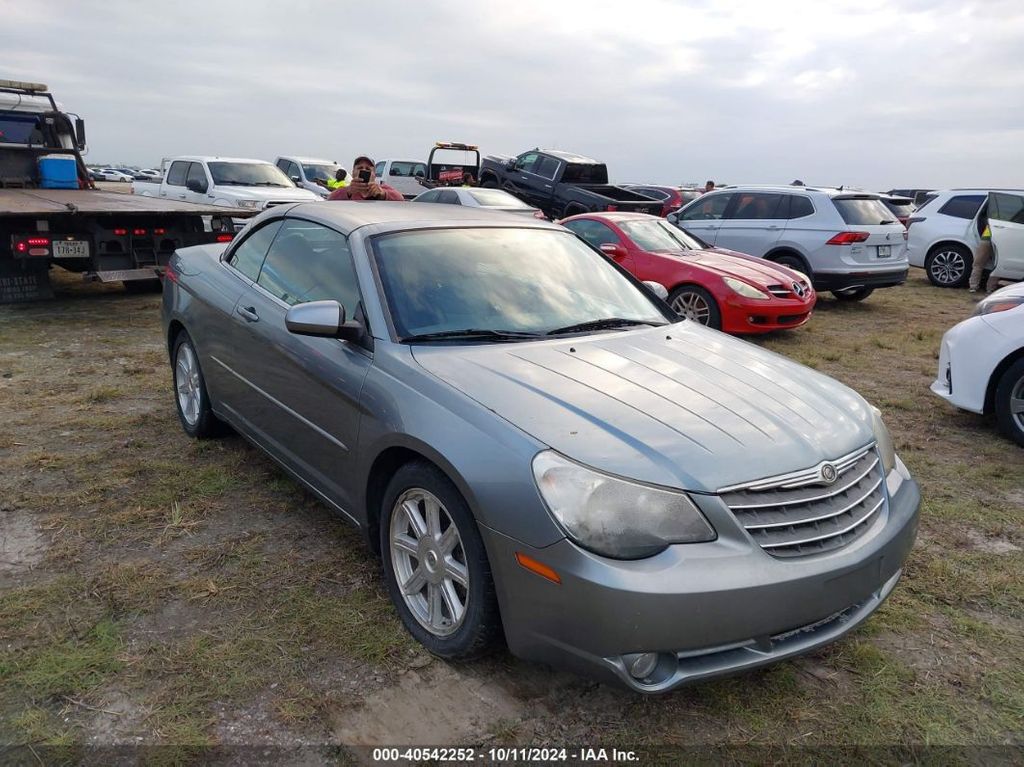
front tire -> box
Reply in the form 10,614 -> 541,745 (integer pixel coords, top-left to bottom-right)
171,331 -> 223,439
380,461 -> 501,659
925,244 -> 972,288
995,359 -> 1024,447
831,287 -> 875,302
669,285 -> 722,329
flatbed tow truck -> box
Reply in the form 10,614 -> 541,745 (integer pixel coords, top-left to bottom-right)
0,79 -> 255,303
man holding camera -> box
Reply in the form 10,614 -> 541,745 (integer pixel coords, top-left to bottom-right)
327,155 -> 404,201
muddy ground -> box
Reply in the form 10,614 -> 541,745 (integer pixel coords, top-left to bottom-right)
1,268 -> 1022,761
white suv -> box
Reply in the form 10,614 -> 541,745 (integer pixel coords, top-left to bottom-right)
906,188 -> 1024,288
670,186 -> 908,301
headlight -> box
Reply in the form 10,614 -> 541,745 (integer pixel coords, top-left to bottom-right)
973,296 -> 1024,317
870,406 -> 896,475
532,451 -> 716,559
237,199 -> 262,209
723,277 -> 769,300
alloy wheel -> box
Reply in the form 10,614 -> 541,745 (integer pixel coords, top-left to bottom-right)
671,291 -> 711,324
174,343 -> 202,427
389,488 -> 469,637
1011,375 -> 1024,433
930,250 -> 966,285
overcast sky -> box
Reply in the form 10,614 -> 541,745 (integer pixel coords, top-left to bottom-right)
3,0 -> 1022,190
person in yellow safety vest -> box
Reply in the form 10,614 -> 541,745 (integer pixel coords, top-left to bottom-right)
969,208 -> 1000,294
326,168 -> 349,190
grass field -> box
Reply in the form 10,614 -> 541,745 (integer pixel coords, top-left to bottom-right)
0,268 -> 1021,758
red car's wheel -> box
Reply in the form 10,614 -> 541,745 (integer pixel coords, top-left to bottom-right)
669,285 -> 721,330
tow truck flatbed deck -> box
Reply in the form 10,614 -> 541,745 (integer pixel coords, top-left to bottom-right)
0,189 -> 252,217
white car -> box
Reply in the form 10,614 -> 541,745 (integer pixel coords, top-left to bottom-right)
93,168 -> 134,182
932,280 -> 1024,446
907,188 -> 1024,288
671,185 -> 908,301
413,186 -> 546,218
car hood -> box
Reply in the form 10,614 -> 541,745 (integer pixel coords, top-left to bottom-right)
412,324 -> 874,492
215,187 -> 319,201
680,248 -> 807,287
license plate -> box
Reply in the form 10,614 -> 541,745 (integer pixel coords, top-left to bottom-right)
877,245 -> 891,258
54,240 -> 89,258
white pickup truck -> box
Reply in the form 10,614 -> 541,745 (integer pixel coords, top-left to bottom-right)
132,156 -> 320,211
274,156 -> 342,198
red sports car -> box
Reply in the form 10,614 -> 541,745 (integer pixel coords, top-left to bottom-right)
560,212 -> 816,334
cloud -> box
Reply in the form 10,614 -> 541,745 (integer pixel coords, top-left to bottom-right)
3,0 -> 1022,188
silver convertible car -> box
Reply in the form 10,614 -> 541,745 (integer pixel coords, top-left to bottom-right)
162,202 -> 920,692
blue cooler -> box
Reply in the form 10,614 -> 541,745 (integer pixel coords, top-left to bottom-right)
38,154 -> 79,189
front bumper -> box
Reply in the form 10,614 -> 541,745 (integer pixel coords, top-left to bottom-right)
484,469 -> 920,693
720,294 -> 816,335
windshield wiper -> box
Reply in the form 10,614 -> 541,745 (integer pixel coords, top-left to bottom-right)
546,317 -> 666,336
401,328 -> 542,343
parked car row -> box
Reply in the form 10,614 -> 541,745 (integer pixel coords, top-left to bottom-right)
162,200 -> 920,693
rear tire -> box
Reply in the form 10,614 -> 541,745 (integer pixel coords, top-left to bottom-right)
771,253 -> 811,280
994,359 -> 1024,447
925,244 -> 972,288
380,461 -> 501,659
831,287 -> 875,302
668,285 -> 722,329
171,331 -> 223,439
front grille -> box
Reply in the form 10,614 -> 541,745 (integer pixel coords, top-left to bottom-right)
719,444 -> 886,558
778,313 -> 809,324
766,284 -> 790,297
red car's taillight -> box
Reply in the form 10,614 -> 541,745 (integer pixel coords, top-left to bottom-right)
826,231 -> 870,245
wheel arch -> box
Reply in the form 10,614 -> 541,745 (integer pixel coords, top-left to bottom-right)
363,439 -> 478,556
985,347 -> 1024,415
764,247 -> 811,273
166,319 -> 187,359
926,239 -> 972,259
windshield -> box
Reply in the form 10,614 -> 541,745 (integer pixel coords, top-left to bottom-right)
882,200 -> 914,218
832,197 -> 896,225
302,163 -> 339,182
208,162 -> 294,187
468,189 -> 530,208
372,228 -> 668,340
618,219 -> 704,252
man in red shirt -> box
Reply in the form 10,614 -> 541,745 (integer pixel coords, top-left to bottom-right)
327,155 -> 405,201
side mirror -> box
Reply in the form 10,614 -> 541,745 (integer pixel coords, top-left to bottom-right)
290,174 -> 300,183
599,242 -> 629,260
186,178 -> 208,194
642,281 -> 669,300
505,160 -> 517,172
285,300 -> 363,342
74,117 -> 86,150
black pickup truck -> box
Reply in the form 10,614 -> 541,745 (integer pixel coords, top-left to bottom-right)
478,149 -> 661,220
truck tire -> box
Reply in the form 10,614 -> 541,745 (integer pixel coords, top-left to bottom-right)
481,178 -> 499,189
124,279 -> 162,294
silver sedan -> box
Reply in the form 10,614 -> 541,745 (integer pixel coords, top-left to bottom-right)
162,202 -> 919,692
413,186 -> 546,219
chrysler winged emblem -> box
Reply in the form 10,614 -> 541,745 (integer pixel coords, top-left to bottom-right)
820,462 -> 838,484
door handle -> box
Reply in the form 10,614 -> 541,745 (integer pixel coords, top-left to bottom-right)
766,225 -> 780,230
236,305 -> 259,322
990,223 -> 1006,229
177,194 -> 186,200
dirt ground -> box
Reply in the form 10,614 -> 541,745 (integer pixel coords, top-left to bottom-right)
1,268 -> 1022,760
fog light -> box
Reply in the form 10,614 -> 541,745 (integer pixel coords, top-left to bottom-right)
626,652 -> 658,680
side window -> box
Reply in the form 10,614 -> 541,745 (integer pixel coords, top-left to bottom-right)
533,156 -> 560,180
680,193 -> 732,221
989,193 -> 1024,225
275,159 -> 289,173
416,189 -> 440,203
257,219 -> 361,311
374,162 -> 386,178
412,163 -> 427,178
729,192 -> 785,220
788,196 -> 815,219
166,161 -> 188,186
282,161 -> 299,180
938,194 -> 985,220
437,190 -> 460,204
185,162 -> 208,192
563,219 -> 620,248
516,153 -> 539,173
227,220 -> 284,281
